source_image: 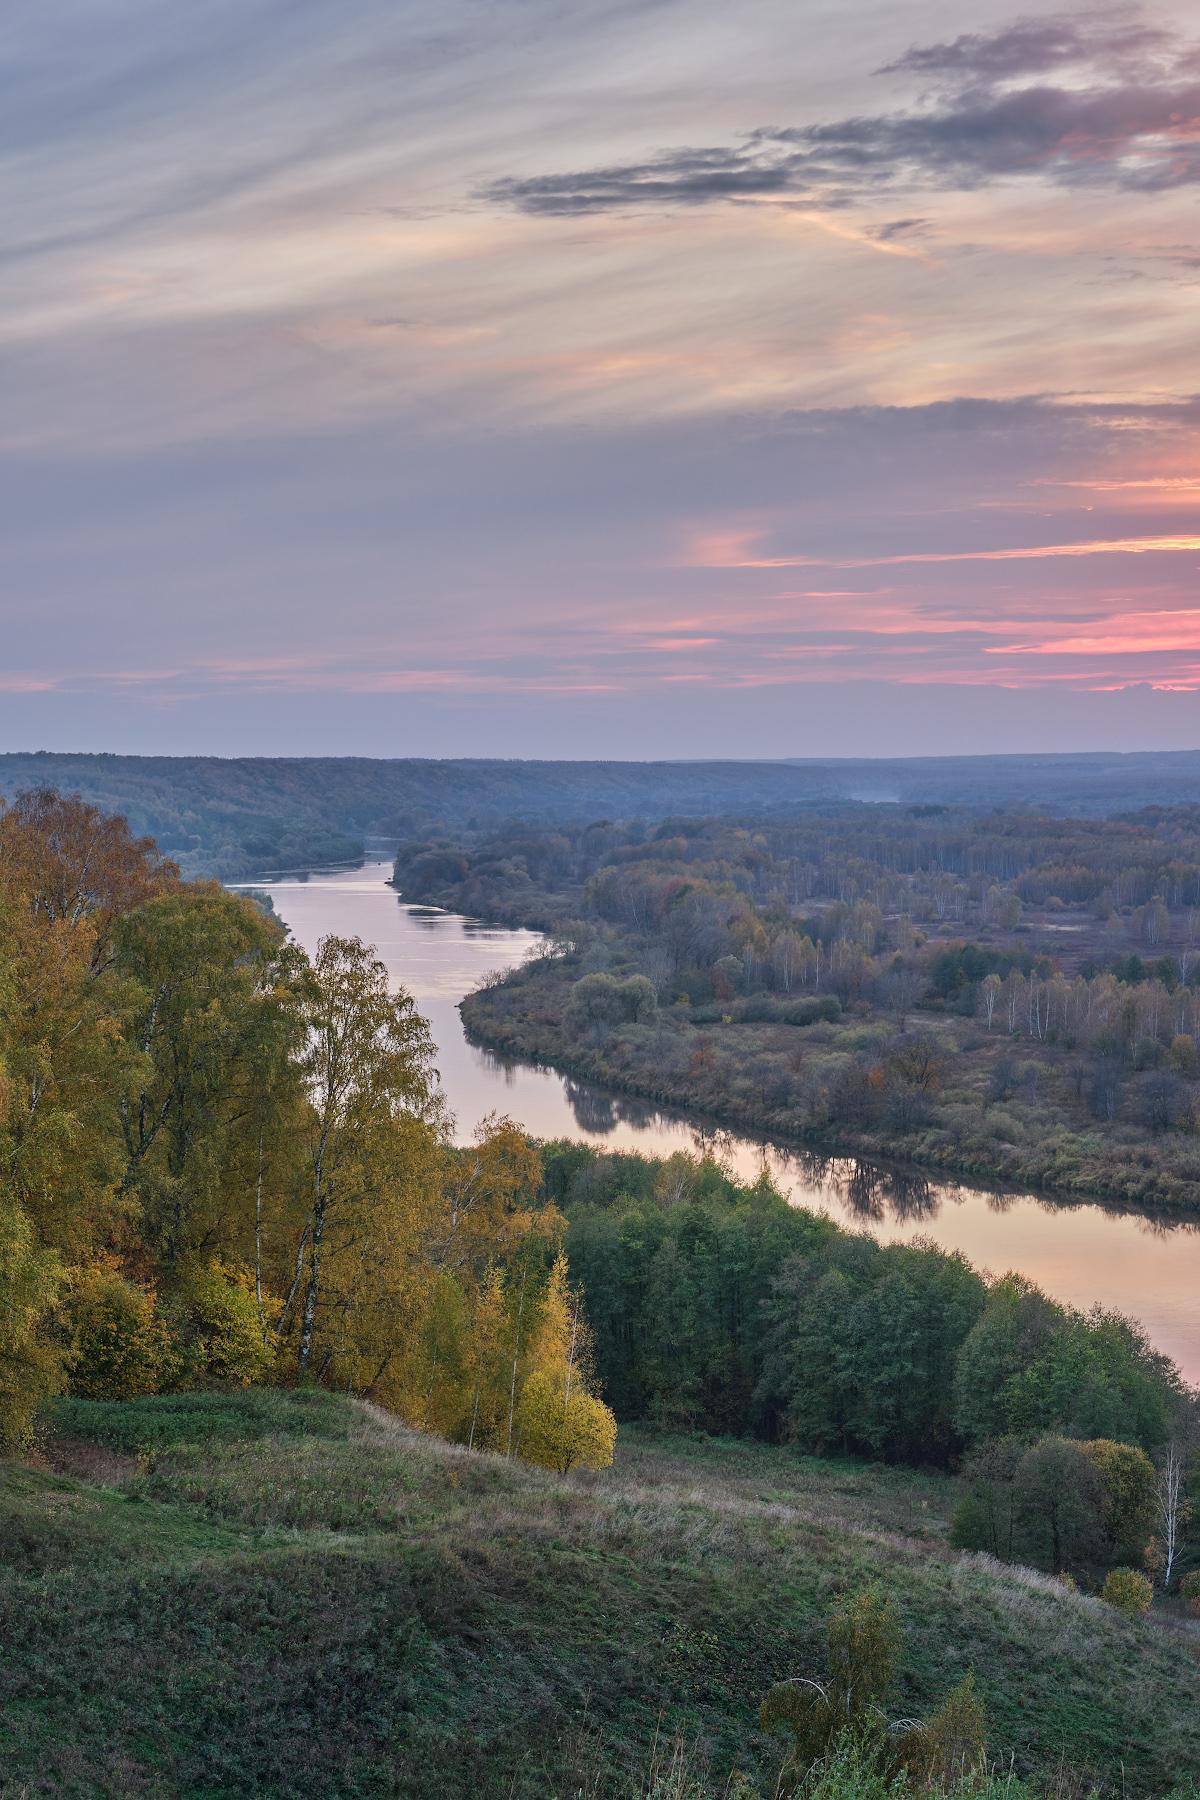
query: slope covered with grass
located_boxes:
[2,1394,1198,1798]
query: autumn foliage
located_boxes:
[0,789,614,1466]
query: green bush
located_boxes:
[169,1262,274,1388]
[1178,1569,1200,1614]
[949,1495,991,1552]
[1102,1567,1153,1617]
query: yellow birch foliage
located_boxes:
[515,1254,616,1473]
[462,1264,512,1451]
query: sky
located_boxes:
[4,0,1200,759]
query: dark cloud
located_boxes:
[877,13,1172,82]
[871,217,933,241]
[779,79,1200,191]
[485,10,1200,214]
[483,148,814,214]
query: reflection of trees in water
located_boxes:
[687,1123,739,1165]
[881,1167,938,1223]
[613,1094,666,1130]
[561,1077,679,1135]
[469,1042,1200,1245]
[471,1046,524,1088]
[1130,1210,1200,1240]
[564,1078,621,1135]
[841,1161,887,1222]
[460,919,529,941]
[825,1159,940,1224]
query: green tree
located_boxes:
[950,1437,1023,1559]
[112,885,298,1266]
[1011,1437,1105,1574]
[0,1194,62,1445]
[1083,1438,1155,1565]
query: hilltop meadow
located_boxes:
[5,1391,1200,1798]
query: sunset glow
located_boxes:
[4,0,1200,754]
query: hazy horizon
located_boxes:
[7,1,1200,758]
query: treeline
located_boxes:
[0,789,614,1472]
[11,751,1200,882]
[0,754,982,883]
[397,808,1200,961]
[549,1141,1197,1590]
[547,1144,1179,1459]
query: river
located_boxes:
[242,860,1200,1380]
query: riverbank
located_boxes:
[462,963,1200,1215]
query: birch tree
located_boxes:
[1151,1441,1191,1590]
[282,934,442,1374]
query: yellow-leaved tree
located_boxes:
[349,1117,562,1441]
[515,1254,616,1473]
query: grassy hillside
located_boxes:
[3,1393,1198,1797]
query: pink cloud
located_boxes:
[692,529,1200,570]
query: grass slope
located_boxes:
[2,1394,1198,1798]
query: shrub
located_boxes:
[761,1589,994,1797]
[1179,1569,1200,1614]
[1082,1438,1155,1564]
[1102,1567,1153,1617]
[893,1673,987,1789]
[949,1495,992,1553]
[170,1262,275,1388]
[66,1266,176,1401]
[760,1584,901,1780]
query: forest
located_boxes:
[391,808,1200,1208]
[6,787,1200,1795]
[7,748,1200,880]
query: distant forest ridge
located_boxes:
[1,749,1198,879]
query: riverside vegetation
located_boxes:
[4,789,1200,1795]
[389,810,1200,1209]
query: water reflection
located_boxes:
[563,1079,623,1136]
[834,1159,938,1224]
[240,861,1200,1378]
